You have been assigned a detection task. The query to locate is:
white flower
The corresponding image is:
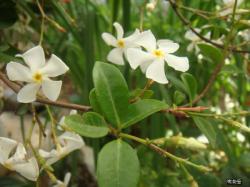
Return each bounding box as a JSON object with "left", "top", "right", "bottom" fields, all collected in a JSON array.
[
  {"left": 0, "top": 137, "right": 39, "bottom": 181},
  {"left": 184, "top": 29, "right": 211, "bottom": 52},
  {"left": 39, "top": 132, "right": 84, "bottom": 166},
  {"left": 6, "top": 46, "right": 69, "bottom": 103},
  {"left": 127, "top": 30, "right": 189, "bottom": 84},
  {"left": 53, "top": 172, "right": 71, "bottom": 187},
  {"left": 102, "top": 22, "right": 140, "bottom": 65}
]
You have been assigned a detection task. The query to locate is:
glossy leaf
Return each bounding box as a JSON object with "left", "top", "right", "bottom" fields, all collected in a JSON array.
[
  {"left": 174, "top": 90, "right": 186, "bottom": 105},
  {"left": 198, "top": 43, "right": 223, "bottom": 63},
  {"left": 192, "top": 116, "right": 217, "bottom": 148},
  {"left": 129, "top": 89, "right": 154, "bottom": 100},
  {"left": 97, "top": 139, "right": 140, "bottom": 187},
  {"left": 64, "top": 112, "right": 109, "bottom": 138},
  {"left": 181, "top": 73, "right": 197, "bottom": 103},
  {"left": 89, "top": 88, "right": 102, "bottom": 113},
  {"left": 121, "top": 99, "right": 167, "bottom": 128},
  {"left": 93, "top": 62, "right": 129, "bottom": 128}
]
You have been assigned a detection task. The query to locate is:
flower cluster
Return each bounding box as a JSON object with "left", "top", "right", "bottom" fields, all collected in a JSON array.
[
  {"left": 0, "top": 137, "right": 39, "bottom": 181},
  {"left": 39, "top": 131, "right": 85, "bottom": 166},
  {"left": 102, "top": 22, "right": 189, "bottom": 84},
  {"left": 6, "top": 46, "right": 69, "bottom": 103}
]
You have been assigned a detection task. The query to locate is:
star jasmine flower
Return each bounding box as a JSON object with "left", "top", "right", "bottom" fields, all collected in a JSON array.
[
  {"left": 127, "top": 30, "right": 189, "bottom": 84},
  {"left": 39, "top": 132, "right": 84, "bottom": 166},
  {"left": 0, "top": 137, "right": 39, "bottom": 181},
  {"left": 53, "top": 172, "right": 71, "bottom": 187},
  {"left": 102, "top": 22, "right": 140, "bottom": 65},
  {"left": 6, "top": 46, "right": 69, "bottom": 103}
]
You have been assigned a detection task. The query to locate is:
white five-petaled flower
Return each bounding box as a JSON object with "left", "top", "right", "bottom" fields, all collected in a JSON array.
[
  {"left": 6, "top": 46, "right": 69, "bottom": 103},
  {"left": 53, "top": 172, "right": 71, "bottom": 187},
  {"left": 39, "top": 132, "right": 84, "bottom": 166},
  {"left": 127, "top": 30, "right": 189, "bottom": 84},
  {"left": 102, "top": 22, "right": 140, "bottom": 65},
  {"left": 0, "top": 137, "right": 39, "bottom": 181}
]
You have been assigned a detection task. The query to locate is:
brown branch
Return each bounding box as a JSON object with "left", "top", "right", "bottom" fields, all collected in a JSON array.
[
  {"left": 191, "top": 61, "right": 225, "bottom": 105},
  {"left": 0, "top": 72, "right": 91, "bottom": 112},
  {"left": 169, "top": 0, "right": 250, "bottom": 54}
]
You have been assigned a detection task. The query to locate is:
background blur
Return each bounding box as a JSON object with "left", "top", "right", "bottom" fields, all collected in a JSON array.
[{"left": 0, "top": 0, "right": 249, "bottom": 186}]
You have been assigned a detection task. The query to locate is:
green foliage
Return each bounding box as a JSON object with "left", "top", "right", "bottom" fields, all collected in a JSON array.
[
  {"left": 93, "top": 62, "right": 129, "bottom": 128},
  {"left": 197, "top": 43, "right": 223, "bottom": 62},
  {"left": 64, "top": 112, "right": 109, "bottom": 138},
  {"left": 97, "top": 139, "right": 140, "bottom": 187},
  {"left": 181, "top": 73, "right": 197, "bottom": 103},
  {"left": 121, "top": 99, "right": 167, "bottom": 128}
]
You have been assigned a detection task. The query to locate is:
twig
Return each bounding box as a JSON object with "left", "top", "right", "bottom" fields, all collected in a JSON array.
[
  {"left": 168, "top": 0, "right": 250, "bottom": 54},
  {"left": 0, "top": 72, "right": 91, "bottom": 111},
  {"left": 117, "top": 132, "right": 211, "bottom": 172}
]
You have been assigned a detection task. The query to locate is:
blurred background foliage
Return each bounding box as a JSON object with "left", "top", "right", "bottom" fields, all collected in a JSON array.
[{"left": 0, "top": 0, "right": 250, "bottom": 186}]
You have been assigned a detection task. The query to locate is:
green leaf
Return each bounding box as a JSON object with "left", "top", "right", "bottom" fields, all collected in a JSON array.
[
  {"left": 121, "top": 99, "right": 167, "bottom": 128},
  {"left": 89, "top": 88, "right": 102, "bottom": 113},
  {"left": 197, "top": 43, "right": 223, "bottom": 62},
  {"left": 181, "top": 73, "right": 197, "bottom": 103},
  {"left": 64, "top": 112, "right": 109, "bottom": 138},
  {"left": 93, "top": 62, "right": 129, "bottom": 128},
  {"left": 129, "top": 89, "right": 154, "bottom": 100},
  {"left": 192, "top": 116, "right": 217, "bottom": 148},
  {"left": 173, "top": 90, "right": 186, "bottom": 105},
  {"left": 97, "top": 139, "right": 140, "bottom": 187}
]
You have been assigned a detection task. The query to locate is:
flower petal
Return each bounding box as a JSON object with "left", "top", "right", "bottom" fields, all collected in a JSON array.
[
  {"left": 113, "top": 22, "right": 124, "bottom": 39},
  {"left": 157, "top": 40, "right": 179, "bottom": 53},
  {"left": 59, "top": 132, "right": 85, "bottom": 151},
  {"left": 184, "top": 29, "right": 200, "bottom": 41},
  {"left": 64, "top": 172, "right": 72, "bottom": 186},
  {"left": 124, "top": 29, "right": 140, "bottom": 43},
  {"left": 146, "top": 59, "right": 168, "bottom": 84},
  {"left": 140, "top": 61, "right": 152, "bottom": 73},
  {"left": 7, "top": 143, "right": 26, "bottom": 164},
  {"left": 17, "top": 83, "right": 40, "bottom": 103},
  {"left": 165, "top": 54, "right": 189, "bottom": 72},
  {"left": 40, "top": 54, "right": 69, "bottom": 77},
  {"left": 127, "top": 48, "right": 155, "bottom": 69},
  {"left": 0, "top": 137, "right": 17, "bottom": 164},
  {"left": 18, "top": 46, "right": 46, "bottom": 72},
  {"left": 187, "top": 43, "right": 195, "bottom": 52},
  {"left": 135, "top": 30, "right": 156, "bottom": 52},
  {"left": 42, "top": 79, "right": 62, "bottom": 101},
  {"left": 102, "top": 33, "right": 117, "bottom": 47},
  {"left": 107, "top": 48, "right": 124, "bottom": 65},
  {"left": 6, "top": 62, "right": 32, "bottom": 82},
  {"left": 13, "top": 157, "right": 39, "bottom": 181}
]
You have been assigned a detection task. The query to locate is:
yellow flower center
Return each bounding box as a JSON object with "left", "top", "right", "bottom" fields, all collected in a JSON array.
[
  {"left": 32, "top": 72, "right": 43, "bottom": 83},
  {"left": 117, "top": 39, "right": 125, "bottom": 48},
  {"left": 153, "top": 49, "right": 164, "bottom": 58}
]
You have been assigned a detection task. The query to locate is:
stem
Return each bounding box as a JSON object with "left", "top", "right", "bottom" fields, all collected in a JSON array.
[
  {"left": 36, "top": 0, "right": 66, "bottom": 33},
  {"left": 0, "top": 72, "right": 91, "bottom": 111},
  {"left": 119, "top": 132, "right": 211, "bottom": 172},
  {"left": 45, "top": 105, "right": 61, "bottom": 150},
  {"left": 130, "top": 79, "right": 154, "bottom": 103},
  {"left": 39, "top": 16, "right": 45, "bottom": 45},
  {"left": 184, "top": 0, "right": 239, "bottom": 106},
  {"left": 168, "top": 0, "right": 249, "bottom": 54}
]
